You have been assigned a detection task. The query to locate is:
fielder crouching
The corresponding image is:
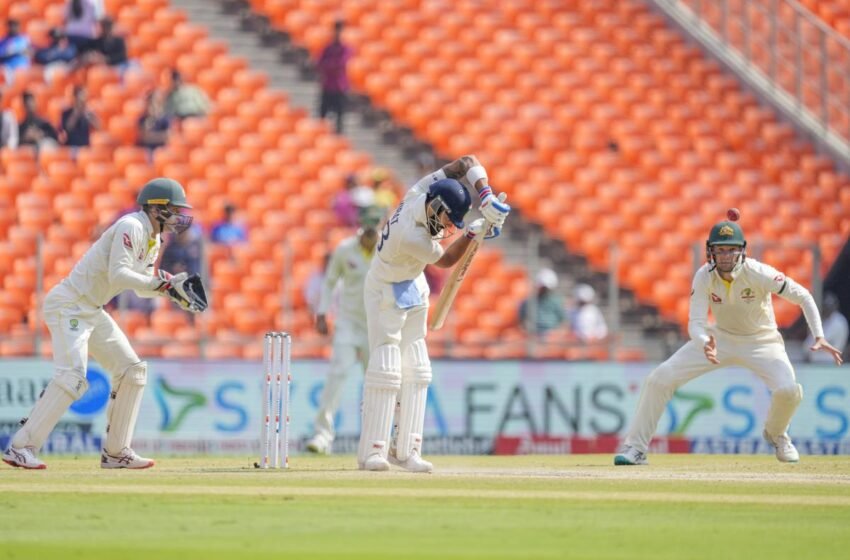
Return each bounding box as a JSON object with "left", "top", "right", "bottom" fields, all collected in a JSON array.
[
  {"left": 615, "top": 216, "right": 842, "bottom": 466},
  {"left": 3, "top": 178, "right": 207, "bottom": 470},
  {"left": 358, "top": 155, "right": 510, "bottom": 472}
]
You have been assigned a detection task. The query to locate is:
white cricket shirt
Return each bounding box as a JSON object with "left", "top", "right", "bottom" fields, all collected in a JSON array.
[
  {"left": 318, "top": 235, "right": 373, "bottom": 324},
  {"left": 55, "top": 211, "right": 163, "bottom": 309},
  {"left": 688, "top": 258, "right": 824, "bottom": 342},
  {"left": 368, "top": 172, "right": 445, "bottom": 284}
]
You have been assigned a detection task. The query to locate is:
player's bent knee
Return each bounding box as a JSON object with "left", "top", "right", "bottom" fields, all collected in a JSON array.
[
  {"left": 53, "top": 368, "right": 89, "bottom": 400},
  {"left": 117, "top": 362, "right": 148, "bottom": 387},
  {"left": 365, "top": 344, "right": 401, "bottom": 390},
  {"left": 645, "top": 365, "right": 677, "bottom": 395},
  {"left": 402, "top": 339, "right": 432, "bottom": 384},
  {"left": 773, "top": 383, "right": 803, "bottom": 405}
]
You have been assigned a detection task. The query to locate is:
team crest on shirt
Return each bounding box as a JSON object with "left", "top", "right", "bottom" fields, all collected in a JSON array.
[
  {"left": 122, "top": 233, "right": 133, "bottom": 249},
  {"left": 710, "top": 292, "right": 722, "bottom": 303},
  {"left": 741, "top": 288, "right": 755, "bottom": 301},
  {"left": 69, "top": 318, "right": 79, "bottom": 331}
]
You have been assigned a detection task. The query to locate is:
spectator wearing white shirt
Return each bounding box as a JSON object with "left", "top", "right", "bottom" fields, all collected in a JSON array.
[
  {"left": 0, "top": 88, "right": 19, "bottom": 148},
  {"left": 571, "top": 283, "right": 608, "bottom": 342},
  {"left": 64, "top": 0, "right": 101, "bottom": 54}
]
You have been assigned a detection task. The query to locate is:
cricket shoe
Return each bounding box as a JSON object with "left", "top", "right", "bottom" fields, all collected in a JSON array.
[
  {"left": 763, "top": 430, "right": 800, "bottom": 463},
  {"left": 101, "top": 448, "right": 155, "bottom": 469},
  {"left": 2, "top": 446, "right": 47, "bottom": 470},
  {"left": 305, "top": 434, "right": 331, "bottom": 455},
  {"left": 359, "top": 452, "right": 390, "bottom": 471},
  {"left": 614, "top": 446, "right": 648, "bottom": 466},
  {"left": 388, "top": 449, "right": 433, "bottom": 473}
]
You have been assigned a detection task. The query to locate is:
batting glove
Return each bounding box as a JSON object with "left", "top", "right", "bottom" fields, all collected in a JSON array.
[
  {"left": 465, "top": 218, "right": 500, "bottom": 240},
  {"left": 478, "top": 188, "right": 510, "bottom": 227}
]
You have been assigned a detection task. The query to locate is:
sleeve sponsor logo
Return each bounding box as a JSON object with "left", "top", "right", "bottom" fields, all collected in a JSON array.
[
  {"left": 122, "top": 233, "right": 133, "bottom": 250},
  {"left": 774, "top": 274, "right": 785, "bottom": 284},
  {"left": 710, "top": 292, "right": 722, "bottom": 303}
]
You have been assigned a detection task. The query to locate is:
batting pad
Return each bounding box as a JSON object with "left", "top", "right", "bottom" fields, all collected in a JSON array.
[
  {"left": 11, "top": 379, "right": 76, "bottom": 450},
  {"left": 358, "top": 345, "right": 401, "bottom": 464},
  {"left": 396, "top": 339, "right": 432, "bottom": 461},
  {"left": 104, "top": 362, "right": 147, "bottom": 454},
  {"left": 764, "top": 383, "right": 803, "bottom": 438}
]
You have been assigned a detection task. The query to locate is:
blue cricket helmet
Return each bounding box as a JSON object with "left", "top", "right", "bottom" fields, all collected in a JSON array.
[{"left": 426, "top": 178, "right": 471, "bottom": 228}]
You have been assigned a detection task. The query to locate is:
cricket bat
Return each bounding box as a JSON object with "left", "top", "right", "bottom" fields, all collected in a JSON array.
[{"left": 430, "top": 193, "right": 507, "bottom": 330}]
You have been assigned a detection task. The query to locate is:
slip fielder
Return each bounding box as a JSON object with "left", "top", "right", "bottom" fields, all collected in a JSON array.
[
  {"left": 615, "top": 214, "right": 842, "bottom": 465},
  {"left": 305, "top": 207, "right": 383, "bottom": 454},
  {"left": 358, "top": 155, "right": 510, "bottom": 472}
]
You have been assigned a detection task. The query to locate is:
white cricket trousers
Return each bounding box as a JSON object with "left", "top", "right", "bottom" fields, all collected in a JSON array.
[
  {"left": 12, "top": 284, "right": 142, "bottom": 451},
  {"left": 312, "top": 315, "right": 369, "bottom": 442},
  {"left": 358, "top": 273, "right": 431, "bottom": 464},
  {"left": 624, "top": 329, "right": 801, "bottom": 453}
]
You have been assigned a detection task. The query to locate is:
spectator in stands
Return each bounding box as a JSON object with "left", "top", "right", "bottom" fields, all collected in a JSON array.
[
  {"left": 519, "top": 268, "right": 566, "bottom": 334},
  {"left": 81, "top": 17, "right": 127, "bottom": 69},
  {"left": 0, "top": 19, "right": 31, "bottom": 83},
  {"left": 210, "top": 203, "right": 248, "bottom": 245},
  {"left": 804, "top": 292, "right": 848, "bottom": 363},
  {"left": 371, "top": 168, "right": 399, "bottom": 210},
  {"left": 60, "top": 84, "right": 99, "bottom": 148},
  {"left": 316, "top": 19, "right": 352, "bottom": 133},
  {"left": 332, "top": 173, "right": 375, "bottom": 227},
  {"left": 137, "top": 91, "right": 171, "bottom": 155},
  {"left": 164, "top": 69, "right": 211, "bottom": 121},
  {"left": 64, "top": 0, "right": 101, "bottom": 55},
  {"left": 18, "top": 91, "right": 59, "bottom": 150},
  {"left": 160, "top": 224, "right": 203, "bottom": 277},
  {"left": 34, "top": 28, "right": 78, "bottom": 70},
  {"left": 570, "top": 283, "right": 608, "bottom": 343},
  {"left": 0, "top": 88, "right": 18, "bottom": 149}
]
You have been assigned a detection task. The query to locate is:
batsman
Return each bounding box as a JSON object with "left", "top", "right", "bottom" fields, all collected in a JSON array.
[
  {"left": 358, "top": 155, "right": 510, "bottom": 472},
  {"left": 615, "top": 212, "right": 842, "bottom": 466},
  {"left": 3, "top": 178, "right": 208, "bottom": 470}
]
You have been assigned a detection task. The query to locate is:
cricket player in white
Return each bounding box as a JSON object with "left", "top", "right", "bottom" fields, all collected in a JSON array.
[
  {"left": 306, "top": 207, "right": 383, "bottom": 454},
  {"left": 3, "top": 178, "right": 207, "bottom": 470},
  {"left": 615, "top": 217, "right": 843, "bottom": 466},
  {"left": 358, "top": 155, "right": 510, "bottom": 472}
]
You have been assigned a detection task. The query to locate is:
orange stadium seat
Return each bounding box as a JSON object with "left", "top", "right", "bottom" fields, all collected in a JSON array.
[{"left": 2, "top": 0, "right": 847, "bottom": 359}]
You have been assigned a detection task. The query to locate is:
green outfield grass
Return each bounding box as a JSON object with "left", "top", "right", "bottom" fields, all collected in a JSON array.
[{"left": 1, "top": 454, "right": 849, "bottom": 559}]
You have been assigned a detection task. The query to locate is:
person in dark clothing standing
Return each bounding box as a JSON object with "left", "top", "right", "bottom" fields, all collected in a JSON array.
[
  {"left": 316, "top": 20, "right": 352, "bottom": 134},
  {"left": 18, "top": 91, "right": 58, "bottom": 149},
  {"left": 60, "top": 85, "right": 99, "bottom": 148}
]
